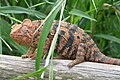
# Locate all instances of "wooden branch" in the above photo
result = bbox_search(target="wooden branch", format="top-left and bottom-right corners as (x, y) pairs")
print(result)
(0, 55), (120, 80)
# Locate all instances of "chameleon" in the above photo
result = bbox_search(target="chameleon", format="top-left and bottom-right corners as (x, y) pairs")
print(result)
(10, 19), (120, 68)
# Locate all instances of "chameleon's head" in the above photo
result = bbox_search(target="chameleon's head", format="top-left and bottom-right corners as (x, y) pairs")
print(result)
(10, 19), (33, 45)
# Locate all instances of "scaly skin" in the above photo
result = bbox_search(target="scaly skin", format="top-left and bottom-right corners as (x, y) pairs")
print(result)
(10, 19), (120, 68)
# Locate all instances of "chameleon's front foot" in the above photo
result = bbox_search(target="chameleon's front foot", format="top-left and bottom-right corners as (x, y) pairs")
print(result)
(21, 53), (35, 59)
(21, 47), (36, 59)
(67, 62), (75, 69)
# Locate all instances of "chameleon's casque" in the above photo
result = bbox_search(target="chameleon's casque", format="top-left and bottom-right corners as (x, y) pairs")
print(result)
(10, 19), (120, 68)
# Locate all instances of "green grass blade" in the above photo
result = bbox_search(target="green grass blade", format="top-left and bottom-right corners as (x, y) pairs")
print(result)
(0, 18), (2, 54)
(70, 0), (78, 23)
(0, 13), (22, 23)
(94, 34), (120, 44)
(5, 0), (10, 6)
(33, 0), (63, 35)
(0, 37), (12, 51)
(0, 39), (1, 54)
(30, 2), (46, 8)
(0, 6), (46, 18)
(49, 53), (53, 80)
(0, 4), (2, 54)
(62, 16), (70, 22)
(114, 1), (120, 5)
(24, 0), (30, 8)
(46, 0), (66, 69)
(115, 11), (120, 23)
(35, 0), (63, 79)
(45, 0), (54, 4)
(5, 0), (15, 18)
(69, 9), (97, 21)
(11, 66), (47, 80)
(49, 1), (66, 80)
(91, 0), (97, 12)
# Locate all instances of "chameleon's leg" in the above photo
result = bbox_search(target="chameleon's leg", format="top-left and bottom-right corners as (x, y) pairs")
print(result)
(31, 38), (51, 60)
(67, 43), (86, 68)
(30, 45), (50, 60)
(41, 38), (51, 59)
(21, 46), (36, 58)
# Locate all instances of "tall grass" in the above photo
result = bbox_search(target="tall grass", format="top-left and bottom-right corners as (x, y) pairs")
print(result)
(0, 0), (120, 79)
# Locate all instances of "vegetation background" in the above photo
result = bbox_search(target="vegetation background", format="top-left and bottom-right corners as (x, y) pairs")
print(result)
(0, 0), (120, 58)
(0, 0), (120, 79)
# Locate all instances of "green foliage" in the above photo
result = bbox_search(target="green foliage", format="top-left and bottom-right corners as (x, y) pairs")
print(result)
(69, 9), (97, 21)
(0, 0), (120, 79)
(0, 6), (46, 18)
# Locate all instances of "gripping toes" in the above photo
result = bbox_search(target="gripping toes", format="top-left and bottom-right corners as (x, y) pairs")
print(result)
(21, 53), (35, 59)
(67, 62), (75, 69)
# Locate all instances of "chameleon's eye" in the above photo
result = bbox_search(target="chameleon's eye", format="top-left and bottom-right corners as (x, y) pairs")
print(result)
(38, 29), (40, 32)
(26, 29), (29, 32)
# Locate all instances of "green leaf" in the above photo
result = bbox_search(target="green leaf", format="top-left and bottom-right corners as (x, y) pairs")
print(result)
(94, 34), (120, 44)
(69, 9), (97, 21)
(0, 6), (46, 18)
(0, 37), (12, 51)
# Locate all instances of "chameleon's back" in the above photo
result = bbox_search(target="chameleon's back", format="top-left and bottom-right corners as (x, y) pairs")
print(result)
(49, 21), (84, 59)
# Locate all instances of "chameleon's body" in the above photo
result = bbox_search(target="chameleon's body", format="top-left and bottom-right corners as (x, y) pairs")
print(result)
(10, 19), (120, 68)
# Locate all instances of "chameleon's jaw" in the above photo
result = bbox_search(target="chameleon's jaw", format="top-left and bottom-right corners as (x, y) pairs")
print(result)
(10, 32), (21, 45)
(10, 28), (31, 46)
(10, 33), (29, 46)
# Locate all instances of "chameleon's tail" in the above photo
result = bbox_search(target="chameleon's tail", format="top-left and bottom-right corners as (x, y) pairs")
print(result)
(89, 52), (120, 66)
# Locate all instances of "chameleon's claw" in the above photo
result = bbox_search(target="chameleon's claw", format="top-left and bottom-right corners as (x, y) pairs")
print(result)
(21, 54), (27, 58)
(67, 62), (74, 69)
(21, 54), (29, 58)
(31, 54), (36, 60)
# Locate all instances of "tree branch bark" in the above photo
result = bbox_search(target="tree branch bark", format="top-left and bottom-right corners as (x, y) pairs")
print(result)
(0, 55), (120, 80)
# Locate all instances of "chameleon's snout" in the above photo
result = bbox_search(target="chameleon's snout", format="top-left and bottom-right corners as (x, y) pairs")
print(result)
(10, 23), (21, 35)
(10, 23), (23, 41)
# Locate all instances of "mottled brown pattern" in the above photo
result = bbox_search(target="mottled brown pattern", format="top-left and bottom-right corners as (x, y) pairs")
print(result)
(10, 19), (120, 68)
